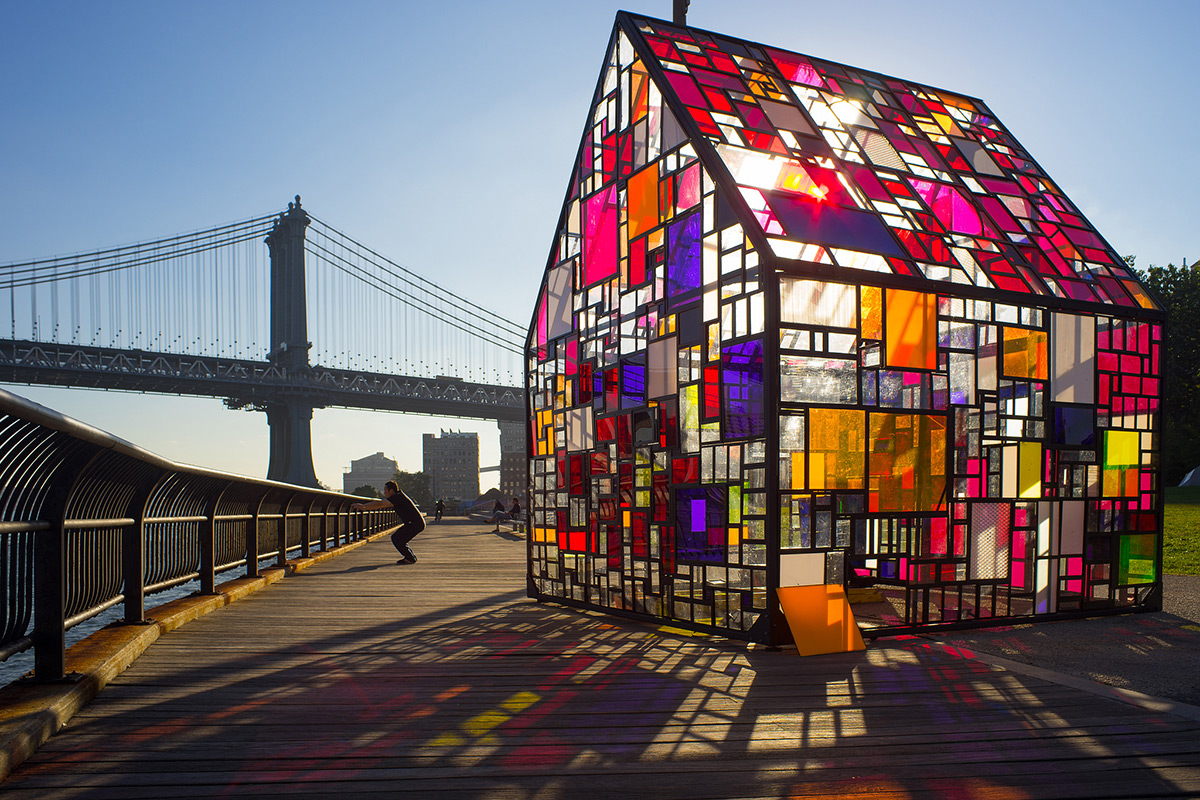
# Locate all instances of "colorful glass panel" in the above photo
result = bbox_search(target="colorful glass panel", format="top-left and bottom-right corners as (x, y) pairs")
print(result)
(885, 290), (937, 370)
(526, 12), (1162, 643)
(807, 409), (864, 491)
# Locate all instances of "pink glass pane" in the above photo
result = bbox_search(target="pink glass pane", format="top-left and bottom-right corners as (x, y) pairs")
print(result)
(909, 179), (982, 236)
(583, 185), (618, 285)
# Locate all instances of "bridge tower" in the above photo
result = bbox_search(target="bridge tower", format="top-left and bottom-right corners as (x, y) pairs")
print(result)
(263, 196), (320, 487)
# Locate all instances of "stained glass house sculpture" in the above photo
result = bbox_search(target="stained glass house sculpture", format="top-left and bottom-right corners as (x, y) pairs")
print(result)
(525, 12), (1163, 645)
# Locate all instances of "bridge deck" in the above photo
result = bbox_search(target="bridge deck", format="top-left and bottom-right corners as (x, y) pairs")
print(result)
(4, 519), (1200, 799)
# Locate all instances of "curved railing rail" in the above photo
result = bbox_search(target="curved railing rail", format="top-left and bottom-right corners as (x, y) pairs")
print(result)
(0, 387), (396, 681)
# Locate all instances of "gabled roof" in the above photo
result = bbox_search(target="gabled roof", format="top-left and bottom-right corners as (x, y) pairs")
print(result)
(609, 11), (1159, 314)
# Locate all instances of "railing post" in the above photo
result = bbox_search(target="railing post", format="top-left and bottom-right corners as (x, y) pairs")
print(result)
(200, 510), (216, 594)
(247, 492), (266, 578)
(125, 474), (167, 624)
(32, 519), (67, 681)
(278, 493), (293, 568)
(123, 520), (145, 624)
(31, 451), (98, 682)
(301, 496), (315, 558)
(200, 483), (228, 594)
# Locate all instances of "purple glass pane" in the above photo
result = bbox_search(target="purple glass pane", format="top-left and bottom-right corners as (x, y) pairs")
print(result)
(722, 339), (764, 438)
(675, 486), (727, 563)
(621, 359), (646, 409)
(763, 190), (904, 257)
(667, 211), (702, 300)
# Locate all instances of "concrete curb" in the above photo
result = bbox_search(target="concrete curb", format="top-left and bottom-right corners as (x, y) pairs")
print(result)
(0, 530), (390, 781)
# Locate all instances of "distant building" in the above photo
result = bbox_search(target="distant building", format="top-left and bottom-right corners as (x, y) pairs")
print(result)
(498, 420), (527, 502)
(343, 452), (399, 494)
(423, 430), (479, 502)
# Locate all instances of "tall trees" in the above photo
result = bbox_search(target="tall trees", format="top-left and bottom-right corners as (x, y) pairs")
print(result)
(1141, 259), (1200, 485)
(392, 470), (435, 510)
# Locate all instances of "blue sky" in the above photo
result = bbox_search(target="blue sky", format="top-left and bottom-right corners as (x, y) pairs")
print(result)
(1, 0), (1196, 490)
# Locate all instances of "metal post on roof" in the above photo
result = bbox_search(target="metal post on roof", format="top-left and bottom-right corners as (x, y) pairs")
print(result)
(673, 0), (689, 25)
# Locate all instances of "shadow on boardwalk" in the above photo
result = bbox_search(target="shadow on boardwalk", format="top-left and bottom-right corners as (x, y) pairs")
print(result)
(4, 519), (1200, 799)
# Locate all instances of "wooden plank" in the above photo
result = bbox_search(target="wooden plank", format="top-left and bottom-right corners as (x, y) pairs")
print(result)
(3, 519), (1199, 799)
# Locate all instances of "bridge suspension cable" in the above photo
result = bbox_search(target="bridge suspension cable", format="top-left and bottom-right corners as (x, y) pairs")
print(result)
(305, 218), (525, 353)
(1, 215), (275, 359)
(303, 217), (525, 384)
(0, 216), (277, 287)
(0, 206), (526, 386)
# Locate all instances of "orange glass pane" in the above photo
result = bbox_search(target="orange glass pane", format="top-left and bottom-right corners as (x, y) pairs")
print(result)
(627, 166), (659, 239)
(885, 289), (936, 369)
(631, 64), (649, 122)
(861, 285), (882, 340)
(808, 408), (864, 490)
(1002, 327), (1048, 380)
(868, 412), (946, 511)
(776, 585), (865, 656)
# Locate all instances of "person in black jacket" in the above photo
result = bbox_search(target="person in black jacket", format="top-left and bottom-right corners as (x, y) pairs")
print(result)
(352, 480), (426, 564)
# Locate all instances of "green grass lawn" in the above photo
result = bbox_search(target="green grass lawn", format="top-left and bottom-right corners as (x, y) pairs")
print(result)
(1164, 487), (1200, 575)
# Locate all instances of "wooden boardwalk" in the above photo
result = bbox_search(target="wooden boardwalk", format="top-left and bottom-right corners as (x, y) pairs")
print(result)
(4, 519), (1200, 799)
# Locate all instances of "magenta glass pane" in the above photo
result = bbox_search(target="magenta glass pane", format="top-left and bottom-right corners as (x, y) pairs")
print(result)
(909, 180), (982, 236)
(583, 185), (618, 285)
(665, 71), (707, 108)
(768, 48), (824, 87)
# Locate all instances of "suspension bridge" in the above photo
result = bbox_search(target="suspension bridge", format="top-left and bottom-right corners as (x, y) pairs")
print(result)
(0, 197), (527, 487)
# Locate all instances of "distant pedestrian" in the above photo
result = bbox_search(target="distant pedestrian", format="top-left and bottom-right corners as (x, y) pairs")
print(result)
(509, 496), (523, 532)
(487, 498), (509, 532)
(352, 480), (425, 564)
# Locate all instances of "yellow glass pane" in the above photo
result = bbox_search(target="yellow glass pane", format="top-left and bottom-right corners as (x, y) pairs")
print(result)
(1101, 468), (1120, 497)
(885, 289), (936, 369)
(809, 452), (826, 490)
(1105, 430), (1139, 467)
(808, 408), (865, 490)
(648, 227), (665, 251)
(1018, 441), (1042, 499)
(627, 166), (659, 239)
(790, 451), (806, 490)
(680, 384), (699, 450)
(1002, 327), (1048, 380)
(932, 111), (964, 137)
(861, 285), (882, 339)
(1103, 430), (1140, 498)
(536, 409), (553, 456)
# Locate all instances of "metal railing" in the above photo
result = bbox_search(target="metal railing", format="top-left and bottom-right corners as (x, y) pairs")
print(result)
(0, 387), (396, 681)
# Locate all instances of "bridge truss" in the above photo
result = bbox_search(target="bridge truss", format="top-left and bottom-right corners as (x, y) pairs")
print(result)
(0, 198), (526, 485)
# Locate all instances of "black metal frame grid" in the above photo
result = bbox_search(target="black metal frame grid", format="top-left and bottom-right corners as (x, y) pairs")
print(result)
(524, 13), (1163, 645)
